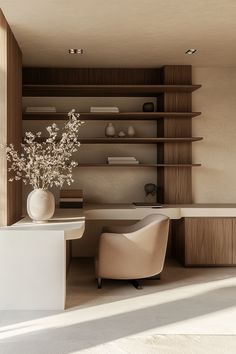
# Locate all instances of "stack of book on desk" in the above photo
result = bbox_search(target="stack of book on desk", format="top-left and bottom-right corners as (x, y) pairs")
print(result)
(25, 106), (57, 113)
(90, 106), (119, 113)
(60, 189), (83, 208)
(107, 157), (139, 165)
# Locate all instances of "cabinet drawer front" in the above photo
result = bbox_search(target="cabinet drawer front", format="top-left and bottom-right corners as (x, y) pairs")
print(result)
(185, 218), (233, 265)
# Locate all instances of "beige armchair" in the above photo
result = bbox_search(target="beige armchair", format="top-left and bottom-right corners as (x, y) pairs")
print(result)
(96, 214), (170, 289)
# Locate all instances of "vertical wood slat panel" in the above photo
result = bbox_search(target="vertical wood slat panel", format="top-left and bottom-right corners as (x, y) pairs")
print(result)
(0, 10), (22, 226)
(7, 25), (22, 225)
(164, 168), (192, 204)
(164, 92), (192, 112)
(173, 218), (234, 266)
(162, 65), (193, 204)
(185, 218), (233, 265)
(0, 11), (8, 226)
(22, 68), (162, 85)
(163, 65), (192, 85)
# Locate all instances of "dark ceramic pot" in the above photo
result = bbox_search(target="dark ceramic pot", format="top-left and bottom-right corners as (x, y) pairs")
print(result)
(143, 102), (154, 112)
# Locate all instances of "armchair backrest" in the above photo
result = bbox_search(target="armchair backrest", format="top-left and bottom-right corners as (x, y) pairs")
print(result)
(125, 214), (170, 276)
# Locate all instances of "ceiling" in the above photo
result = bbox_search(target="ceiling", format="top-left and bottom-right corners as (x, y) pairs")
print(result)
(0, 0), (236, 67)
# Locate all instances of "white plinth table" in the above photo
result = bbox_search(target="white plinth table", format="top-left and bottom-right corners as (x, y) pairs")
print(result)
(0, 214), (85, 310)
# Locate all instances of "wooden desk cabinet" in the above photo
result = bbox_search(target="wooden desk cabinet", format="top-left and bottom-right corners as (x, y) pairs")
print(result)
(173, 217), (236, 266)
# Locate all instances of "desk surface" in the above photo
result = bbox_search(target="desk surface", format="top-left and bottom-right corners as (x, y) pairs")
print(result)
(32, 203), (236, 221)
(10, 204), (236, 225)
(4, 213), (85, 240)
(84, 203), (236, 219)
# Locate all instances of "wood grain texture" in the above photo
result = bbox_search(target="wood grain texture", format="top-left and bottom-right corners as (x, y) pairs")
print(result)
(23, 67), (162, 85)
(164, 92), (192, 112)
(164, 117), (192, 137)
(0, 10), (8, 227)
(185, 218), (233, 266)
(162, 65), (192, 85)
(0, 10), (22, 226)
(7, 23), (22, 225)
(162, 66), (193, 203)
(164, 168), (192, 203)
(22, 84), (201, 97)
(164, 143), (192, 164)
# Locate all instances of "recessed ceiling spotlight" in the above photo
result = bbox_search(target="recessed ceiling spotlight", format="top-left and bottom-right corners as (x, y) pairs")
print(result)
(68, 49), (84, 54)
(185, 48), (197, 55)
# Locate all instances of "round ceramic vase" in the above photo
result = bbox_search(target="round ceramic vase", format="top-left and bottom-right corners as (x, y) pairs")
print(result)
(27, 188), (55, 223)
(143, 102), (154, 112)
(105, 123), (115, 137)
(127, 126), (135, 137)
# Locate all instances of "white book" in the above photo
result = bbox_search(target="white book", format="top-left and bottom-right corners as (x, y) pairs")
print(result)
(108, 156), (136, 161)
(59, 197), (83, 202)
(108, 160), (139, 164)
(90, 106), (119, 113)
(26, 106), (57, 113)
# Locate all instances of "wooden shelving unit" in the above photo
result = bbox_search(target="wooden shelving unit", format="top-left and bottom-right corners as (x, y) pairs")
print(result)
(22, 84), (201, 97)
(23, 111), (201, 120)
(22, 65), (202, 204)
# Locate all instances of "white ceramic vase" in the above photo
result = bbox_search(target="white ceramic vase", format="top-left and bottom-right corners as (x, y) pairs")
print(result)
(27, 189), (55, 223)
(105, 123), (115, 137)
(127, 125), (135, 137)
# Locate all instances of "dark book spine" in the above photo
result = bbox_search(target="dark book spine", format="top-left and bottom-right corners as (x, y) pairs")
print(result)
(60, 202), (83, 208)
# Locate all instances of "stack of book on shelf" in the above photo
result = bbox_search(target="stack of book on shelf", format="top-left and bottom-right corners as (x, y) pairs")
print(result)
(25, 106), (57, 113)
(90, 106), (119, 113)
(107, 157), (139, 165)
(60, 189), (83, 208)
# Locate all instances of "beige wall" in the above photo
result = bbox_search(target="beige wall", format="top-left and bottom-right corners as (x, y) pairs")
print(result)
(192, 67), (236, 203)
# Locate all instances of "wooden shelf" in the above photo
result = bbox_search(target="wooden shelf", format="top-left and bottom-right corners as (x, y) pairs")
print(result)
(76, 163), (201, 167)
(33, 137), (203, 144)
(22, 84), (201, 97)
(23, 112), (201, 120)
(77, 137), (203, 144)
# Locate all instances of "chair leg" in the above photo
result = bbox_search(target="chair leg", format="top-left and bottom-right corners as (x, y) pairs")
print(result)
(130, 279), (143, 290)
(97, 277), (102, 289)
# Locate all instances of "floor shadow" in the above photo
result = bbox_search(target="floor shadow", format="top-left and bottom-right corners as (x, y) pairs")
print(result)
(66, 258), (236, 308)
(1, 285), (236, 354)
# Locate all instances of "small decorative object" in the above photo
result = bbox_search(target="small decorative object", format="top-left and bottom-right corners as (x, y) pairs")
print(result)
(105, 122), (115, 137)
(118, 130), (126, 137)
(4, 109), (84, 223)
(127, 126), (135, 137)
(144, 183), (157, 203)
(143, 102), (154, 112)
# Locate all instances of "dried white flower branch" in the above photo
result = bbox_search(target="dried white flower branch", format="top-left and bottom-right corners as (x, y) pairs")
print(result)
(4, 109), (84, 189)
